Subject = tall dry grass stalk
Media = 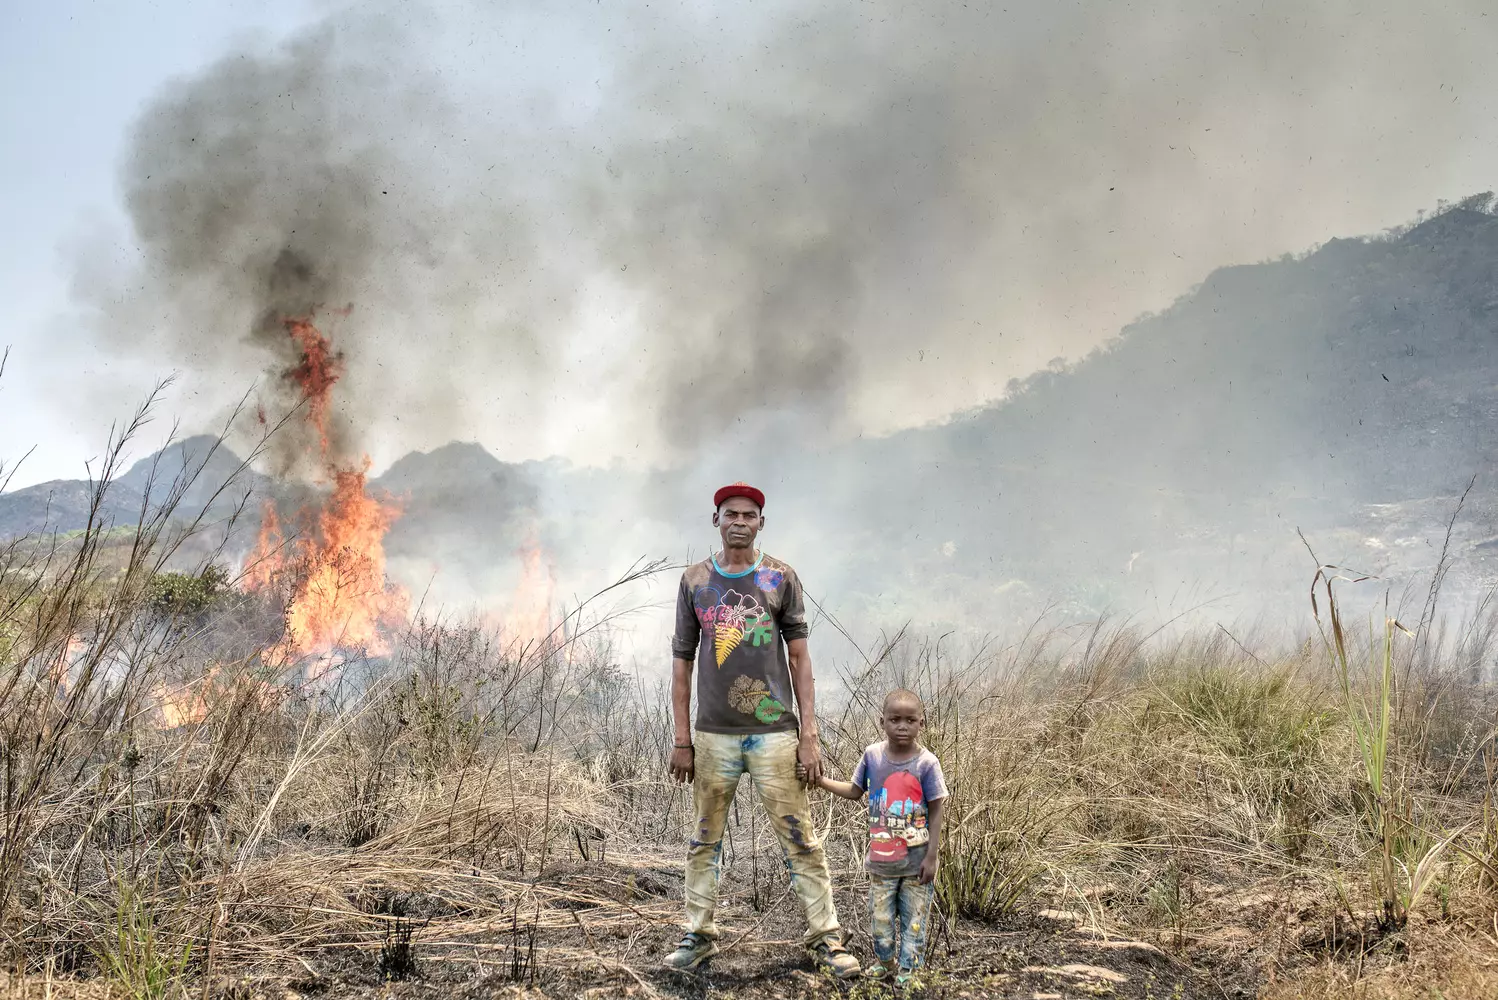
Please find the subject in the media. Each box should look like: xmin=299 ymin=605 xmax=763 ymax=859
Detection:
xmin=1306 ymin=537 xmax=1473 ymax=932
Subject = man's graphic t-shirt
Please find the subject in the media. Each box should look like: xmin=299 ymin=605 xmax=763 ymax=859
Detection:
xmin=671 ymin=552 xmax=808 ymax=734
xmin=852 ymin=742 xmax=949 ymax=878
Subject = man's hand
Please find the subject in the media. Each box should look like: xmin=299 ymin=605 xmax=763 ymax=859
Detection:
xmin=797 ymin=731 xmax=823 ymax=786
xmin=918 ymin=850 xmax=940 ymax=885
xmin=669 ymin=745 xmax=695 ymax=784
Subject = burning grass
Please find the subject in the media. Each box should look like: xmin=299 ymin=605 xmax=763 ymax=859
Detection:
xmin=243 ymin=316 xmax=409 ymax=665
xmin=7 ymin=402 xmax=1498 ymax=997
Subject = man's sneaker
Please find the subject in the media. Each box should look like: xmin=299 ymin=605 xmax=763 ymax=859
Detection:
xmin=662 ymin=933 xmax=718 ymax=971
xmin=808 ymin=939 xmax=862 ymax=979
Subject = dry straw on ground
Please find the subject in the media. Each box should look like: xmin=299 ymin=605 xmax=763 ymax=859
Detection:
xmin=6 ymin=389 xmax=1498 ymax=998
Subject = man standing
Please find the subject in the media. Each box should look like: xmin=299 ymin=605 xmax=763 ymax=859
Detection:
xmin=662 ymin=483 xmax=861 ymax=979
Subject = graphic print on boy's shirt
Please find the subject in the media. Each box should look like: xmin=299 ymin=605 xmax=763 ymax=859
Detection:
xmin=852 ymin=743 xmax=949 ymax=878
xmin=671 ymin=553 xmax=808 ymax=734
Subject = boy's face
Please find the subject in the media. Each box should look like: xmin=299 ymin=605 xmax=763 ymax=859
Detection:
xmin=881 ymin=699 xmax=924 ymax=748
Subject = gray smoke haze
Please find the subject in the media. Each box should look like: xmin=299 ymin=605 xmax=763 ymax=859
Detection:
xmin=78 ymin=0 xmax=1497 ymax=473
xmin=543 ymin=0 xmax=1493 ymax=452
xmin=101 ymin=16 xmax=561 ymax=474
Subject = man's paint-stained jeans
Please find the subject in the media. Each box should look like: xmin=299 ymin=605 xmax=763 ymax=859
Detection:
xmin=684 ymin=731 xmax=841 ymax=946
xmin=869 ymin=875 xmax=935 ymax=970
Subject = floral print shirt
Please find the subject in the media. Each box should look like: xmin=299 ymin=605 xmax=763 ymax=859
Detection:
xmin=672 ymin=552 xmax=809 ymax=734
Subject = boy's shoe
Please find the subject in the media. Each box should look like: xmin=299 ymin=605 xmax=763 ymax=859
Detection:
xmin=807 ymin=938 xmax=862 ymax=979
xmin=895 ymin=968 xmax=923 ymax=990
xmin=662 ymin=933 xmax=718 ymax=971
xmin=864 ymin=961 xmax=894 ymax=980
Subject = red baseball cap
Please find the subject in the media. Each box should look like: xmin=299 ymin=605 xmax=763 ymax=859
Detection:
xmin=713 ymin=481 xmax=765 ymax=509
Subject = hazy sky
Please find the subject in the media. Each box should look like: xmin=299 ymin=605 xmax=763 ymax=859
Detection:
xmin=1 ymin=0 xmax=310 ymax=483
xmin=3 ymin=0 xmax=1497 ymax=489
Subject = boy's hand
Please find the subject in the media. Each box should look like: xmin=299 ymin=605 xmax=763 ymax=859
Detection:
xmin=918 ymin=851 xmax=939 ymax=885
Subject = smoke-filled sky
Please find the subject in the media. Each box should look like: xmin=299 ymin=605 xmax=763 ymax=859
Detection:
xmin=3 ymin=0 xmax=1497 ymax=487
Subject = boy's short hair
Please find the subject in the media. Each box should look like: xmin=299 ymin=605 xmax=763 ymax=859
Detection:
xmin=882 ymin=688 xmax=925 ymax=716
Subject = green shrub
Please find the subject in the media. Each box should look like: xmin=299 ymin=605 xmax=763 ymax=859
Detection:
xmin=145 ymin=565 xmax=230 ymax=618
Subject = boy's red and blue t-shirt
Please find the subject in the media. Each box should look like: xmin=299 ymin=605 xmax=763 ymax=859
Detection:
xmin=851 ymin=741 xmax=949 ymax=877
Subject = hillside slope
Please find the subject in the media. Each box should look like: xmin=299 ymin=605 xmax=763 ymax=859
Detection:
xmin=6 ymin=200 xmax=1498 ymax=623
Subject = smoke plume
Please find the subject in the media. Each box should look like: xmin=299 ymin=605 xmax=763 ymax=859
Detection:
xmin=96 ymin=14 xmax=571 ymax=474
xmin=80 ymin=0 xmax=1498 ymax=471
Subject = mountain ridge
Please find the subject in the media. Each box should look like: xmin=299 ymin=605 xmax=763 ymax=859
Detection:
xmin=7 ymin=199 xmax=1498 ymax=623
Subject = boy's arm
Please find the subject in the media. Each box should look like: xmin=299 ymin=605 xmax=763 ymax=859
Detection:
xmin=918 ymin=796 xmax=946 ymax=884
xmin=816 ymin=774 xmax=866 ymax=801
xmin=794 ymin=762 xmax=866 ymax=800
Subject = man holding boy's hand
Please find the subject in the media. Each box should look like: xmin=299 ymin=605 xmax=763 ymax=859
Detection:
xmin=662 ymin=483 xmax=860 ymax=980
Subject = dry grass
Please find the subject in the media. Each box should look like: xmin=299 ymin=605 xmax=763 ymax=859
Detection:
xmin=801 ymin=591 xmax=1498 ymax=994
xmin=7 ymin=392 xmax=1498 ymax=997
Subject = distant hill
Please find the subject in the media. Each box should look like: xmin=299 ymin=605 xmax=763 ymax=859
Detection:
xmin=789 ymin=197 xmax=1498 ymax=620
xmin=881 ymin=202 xmax=1497 ymax=556
xmin=642 ymin=196 xmax=1498 ymax=622
xmin=7 ymin=199 xmax=1498 ymax=626
xmin=0 ymin=435 xmax=269 ymax=540
xmin=372 ymin=441 xmax=539 ymax=599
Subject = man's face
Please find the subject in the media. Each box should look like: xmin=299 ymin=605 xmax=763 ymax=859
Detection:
xmin=713 ymin=497 xmax=764 ymax=551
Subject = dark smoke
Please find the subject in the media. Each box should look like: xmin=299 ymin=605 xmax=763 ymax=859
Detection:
xmin=101 ymin=15 xmax=564 ymax=474
xmin=81 ymin=0 xmax=1498 ymax=472
xmin=563 ymin=0 xmax=1498 ymax=450
xmin=580 ymin=64 xmax=981 ymax=446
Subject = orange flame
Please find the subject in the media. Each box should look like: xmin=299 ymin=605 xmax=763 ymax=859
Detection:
xmin=42 ymin=634 xmax=88 ymax=702
xmin=151 ymin=668 xmax=281 ymax=729
xmin=244 ymin=314 xmax=408 ymax=666
xmin=284 ymin=317 xmax=344 ymax=454
xmin=278 ymin=461 xmax=407 ymax=658
xmin=506 ymin=532 xmax=557 ymax=646
xmin=153 ymin=677 xmax=212 ymax=729
xmin=243 ymin=500 xmax=283 ymax=592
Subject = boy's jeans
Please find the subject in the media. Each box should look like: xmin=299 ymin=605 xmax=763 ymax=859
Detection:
xmin=684 ymin=731 xmax=841 ymax=946
xmin=869 ymin=874 xmax=935 ymax=970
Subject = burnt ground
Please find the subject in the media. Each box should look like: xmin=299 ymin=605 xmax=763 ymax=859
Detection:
xmin=17 ymin=853 xmax=1450 ymax=999
xmin=243 ymin=919 xmax=1215 ymax=1000
xmin=206 ymin=869 xmax=1243 ymax=1000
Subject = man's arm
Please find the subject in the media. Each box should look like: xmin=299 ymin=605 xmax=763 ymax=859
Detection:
xmin=668 ymin=572 xmax=701 ymax=785
xmin=669 ymin=656 xmax=695 ymax=783
xmin=918 ymin=797 xmax=946 ymax=884
xmin=787 ymin=637 xmax=822 ymax=784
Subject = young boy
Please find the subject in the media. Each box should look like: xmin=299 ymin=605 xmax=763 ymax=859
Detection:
xmin=806 ymin=689 xmax=948 ymax=985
